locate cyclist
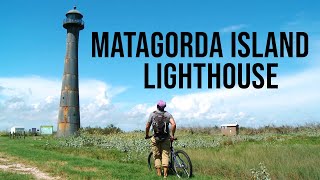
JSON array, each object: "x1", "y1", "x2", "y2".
[{"x1": 145, "y1": 100, "x2": 176, "y2": 178}]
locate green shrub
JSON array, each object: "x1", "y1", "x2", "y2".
[
  {"x1": 0, "y1": 131, "x2": 9, "y2": 137},
  {"x1": 80, "y1": 124, "x2": 122, "y2": 135}
]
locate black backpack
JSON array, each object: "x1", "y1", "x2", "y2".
[{"x1": 152, "y1": 111, "x2": 169, "y2": 141}]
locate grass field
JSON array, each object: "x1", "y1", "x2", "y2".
[
  {"x1": 0, "y1": 125, "x2": 320, "y2": 179},
  {"x1": 0, "y1": 170, "x2": 35, "y2": 180}
]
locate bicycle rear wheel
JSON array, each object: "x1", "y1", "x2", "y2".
[{"x1": 173, "y1": 150, "x2": 193, "y2": 178}]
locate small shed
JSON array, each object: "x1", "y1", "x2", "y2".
[
  {"x1": 31, "y1": 128, "x2": 37, "y2": 134},
  {"x1": 10, "y1": 126, "x2": 25, "y2": 134},
  {"x1": 221, "y1": 123, "x2": 239, "y2": 136},
  {"x1": 40, "y1": 126, "x2": 53, "y2": 135}
]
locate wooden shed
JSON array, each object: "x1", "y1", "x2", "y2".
[{"x1": 221, "y1": 123, "x2": 239, "y2": 136}]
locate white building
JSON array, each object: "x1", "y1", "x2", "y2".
[{"x1": 10, "y1": 126, "x2": 25, "y2": 134}]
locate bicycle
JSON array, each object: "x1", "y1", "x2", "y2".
[{"x1": 147, "y1": 137, "x2": 193, "y2": 178}]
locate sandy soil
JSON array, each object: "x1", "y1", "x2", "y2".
[{"x1": 0, "y1": 155, "x2": 60, "y2": 180}]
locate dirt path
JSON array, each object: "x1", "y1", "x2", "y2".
[{"x1": 0, "y1": 154, "x2": 60, "y2": 180}]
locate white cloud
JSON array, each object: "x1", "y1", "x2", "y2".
[
  {"x1": 129, "y1": 67, "x2": 320, "y2": 128},
  {"x1": 0, "y1": 77, "x2": 127, "y2": 131},
  {"x1": 1, "y1": 64, "x2": 319, "y2": 131},
  {"x1": 220, "y1": 24, "x2": 247, "y2": 33},
  {"x1": 0, "y1": 66, "x2": 319, "y2": 131}
]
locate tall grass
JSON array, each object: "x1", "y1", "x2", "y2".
[
  {"x1": 177, "y1": 123, "x2": 320, "y2": 136},
  {"x1": 0, "y1": 124, "x2": 320, "y2": 179},
  {"x1": 187, "y1": 139, "x2": 320, "y2": 179}
]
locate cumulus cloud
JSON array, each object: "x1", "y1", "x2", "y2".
[
  {"x1": 0, "y1": 76, "x2": 127, "y2": 131},
  {"x1": 129, "y1": 67, "x2": 320, "y2": 128},
  {"x1": 0, "y1": 66, "x2": 319, "y2": 131}
]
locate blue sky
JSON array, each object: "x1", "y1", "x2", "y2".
[{"x1": 0, "y1": 0, "x2": 319, "y2": 131}]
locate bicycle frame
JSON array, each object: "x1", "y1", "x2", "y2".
[{"x1": 169, "y1": 140, "x2": 176, "y2": 170}]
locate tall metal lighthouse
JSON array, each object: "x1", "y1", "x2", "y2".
[{"x1": 57, "y1": 6, "x2": 84, "y2": 137}]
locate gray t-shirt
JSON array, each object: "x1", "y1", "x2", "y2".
[{"x1": 147, "y1": 110, "x2": 173, "y2": 124}]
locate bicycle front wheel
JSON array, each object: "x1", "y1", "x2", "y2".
[
  {"x1": 173, "y1": 150, "x2": 193, "y2": 178},
  {"x1": 147, "y1": 152, "x2": 154, "y2": 171}
]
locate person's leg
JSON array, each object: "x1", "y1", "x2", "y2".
[
  {"x1": 151, "y1": 137, "x2": 162, "y2": 176},
  {"x1": 161, "y1": 138, "x2": 170, "y2": 177}
]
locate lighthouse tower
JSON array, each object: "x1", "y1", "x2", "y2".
[{"x1": 57, "y1": 6, "x2": 84, "y2": 137}]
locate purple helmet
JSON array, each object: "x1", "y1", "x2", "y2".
[{"x1": 157, "y1": 100, "x2": 166, "y2": 109}]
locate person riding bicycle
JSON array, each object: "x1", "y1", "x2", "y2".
[{"x1": 145, "y1": 100, "x2": 176, "y2": 178}]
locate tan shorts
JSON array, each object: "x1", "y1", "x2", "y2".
[{"x1": 151, "y1": 136, "x2": 170, "y2": 168}]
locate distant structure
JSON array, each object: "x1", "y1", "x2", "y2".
[
  {"x1": 40, "y1": 126, "x2": 54, "y2": 135},
  {"x1": 10, "y1": 126, "x2": 25, "y2": 135},
  {"x1": 57, "y1": 6, "x2": 84, "y2": 137},
  {"x1": 10, "y1": 126, "x2": 25, "y2": 139},
  {"x1": 221, "y1": 123, "x2": 239, "y2": 136},
  {"x1": 29, "y1": 128, "x2": 38, "y2": 136}
]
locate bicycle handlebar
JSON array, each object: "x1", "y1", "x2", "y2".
[
  {"x1": 145, "y1": 136, "x2": 177, "y2": 141},
  {"x1": 145, "y1": 135, "x2": 152, "y2": 139}
]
